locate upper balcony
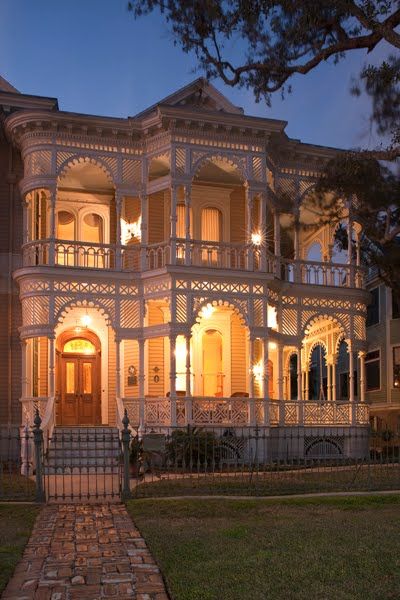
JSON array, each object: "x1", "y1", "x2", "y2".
[
  {"x1": 19, "y1": 155, "x2": 365, "y2": 289},
  {"x1": 21, "y1": 237, "x2": 365, "y2": 288}
]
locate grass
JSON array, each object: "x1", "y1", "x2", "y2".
[
  {"x1": 127, "y1": 495, "x2": 400, "y2": 600},
  {"x1": 134, "y1": 463, "x2": 400, "y2": 497},
  {"x1": 0, "y1": 504, "x2": 40, "y2": 594},
  {"x1": 0, "y1": 473, "x2": 36, "y2": 501}
]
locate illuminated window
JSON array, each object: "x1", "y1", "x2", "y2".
[
  {"x1": 57, "y1": 211, "x2": 75, "y2": 240},
  {"x1": 63, "y1": 339, "x2": 96, "y2": 355},
  {"x1": 393, "y1": 347, "x2": 400, "y2": 388}
]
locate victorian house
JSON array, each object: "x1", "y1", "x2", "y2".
[{"x1": 0, "y1": 76, "x2": 370, "y2": 458}]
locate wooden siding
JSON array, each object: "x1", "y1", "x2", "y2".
[
  {"x1": 39, "y1": 337, "x2": 48, "y2": 396},
  {"x1": 124, "y1": 339, "x2": 139, "y2": 398},
  {"x1": 108, "y1": 328, "x2": 116, "y2": 424},
  {"x1": 230, "y1": 188, "x2": 245, "y2": 244},
  {"x1": 230, "y1": 312, "x2": 247, "y2": 394},
  {"x1": 148, "y1": 191, "x2": 165, "y2": 243},
  {"x1": 147, "y1": 304, "x2": 165, "y2": 396}
]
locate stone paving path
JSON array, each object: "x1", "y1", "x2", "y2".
[{"x1": 2, "y1": 504, "x2": 169, "y2": 600}]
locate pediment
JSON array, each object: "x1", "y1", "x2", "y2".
[
  {"x1": 0, "y1": 75, "x2": 19, "y2": 93},
  {"x1": 135, "y1": 78, "x2": 243, "y2": 118}
]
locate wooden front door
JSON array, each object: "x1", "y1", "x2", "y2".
[{"x1": 60, "y1": 354, "x2": 100, "y2": 426}]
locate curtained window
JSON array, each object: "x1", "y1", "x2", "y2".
[
  {"x1": 57, "y1": 211, "x2": 75, "y2": 240},
  {"x1": 176, "y1": 204, "x2": 186, "y2": 239},
  {"x1": 82, "y1": 213, "x2": 103, "y2": 244},
  {"x1": 201, "y1": 207, "x2": 222, "y2": 265}
]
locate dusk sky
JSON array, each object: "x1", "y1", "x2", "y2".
[{"x1": 0, "y1": 0, "x2": 391, "y2": 151}]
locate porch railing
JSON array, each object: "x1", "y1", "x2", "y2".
[
  {"x1": 21, "y1": 238, "x2": 365, "y2": 288},
  {"x1": 122, "y1": 397, "x2": 369, "y2": 428}
]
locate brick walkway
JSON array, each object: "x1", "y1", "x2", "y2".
[{"x1": 2, "y1": 504, "x2": 169, "y2": 600}]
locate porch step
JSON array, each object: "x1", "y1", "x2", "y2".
[{"x1": 45, "y1": 427, "x2": 121, "y2": 474}]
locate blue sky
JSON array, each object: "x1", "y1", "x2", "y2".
[{"x1": 0, "y1": 0, "x2": 390, "y2": 150}]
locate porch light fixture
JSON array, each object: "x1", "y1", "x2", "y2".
[
  {"x1": 268, "y1": 341, "x2": 277, "y2": 350},
  {"x1": 74, "y1": 320, "x2": 83, "y2": 334},
  {"x1": 252, "y1": 361, "x2": 263, "y2": 381},
  {"x1": 120, "y1": 217, "x2": 142, "y2": 244},
  {"x1": 200, "y1": 303, "x2": 215, "y2": 319},
  {"x1": 251, "y1": 231, "x2": 262, "y2": 246},
  {"x1": 81, "y1": 313, "x2": 92, "y2": 328}
]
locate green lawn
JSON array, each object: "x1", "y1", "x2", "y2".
[
  {"x1": 0, "y1": 473, "x2": 36, "y2": 501},
  {"x1": 134, "y1": 463, "x2": 400, "y2": 497},
  {"x1": 128, "y1": 495, "x2": 400, "y2": 600},
  {"x1": 0, "y1": 504, "x2": 40, "y2": 594}
]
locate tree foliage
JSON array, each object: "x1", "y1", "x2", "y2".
[{"x1": 129, "y1": 0, "x2": 400, "y2": 289}]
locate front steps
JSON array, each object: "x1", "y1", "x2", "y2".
[{"x1": 45, "y1": 427, "x2": 121, "y2": 474}]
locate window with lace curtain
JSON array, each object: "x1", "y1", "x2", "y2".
[{"x1": 201, "y1": 207, "x2": 222, "y2": 265}]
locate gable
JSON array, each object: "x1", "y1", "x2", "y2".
[
  {"x1": 0, "y1": 75, "x2": 19, "y2": 93},
  {"x1": 135, "y1": 77, "x2": 243, "y2": 118}
]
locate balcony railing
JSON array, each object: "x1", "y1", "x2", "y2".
[
  {"x1": 21, "y1": 238, "x2": 365, "y2": 288},
  {"x1": 121, "y1": 397, "x2": 369, "y2": 428}
]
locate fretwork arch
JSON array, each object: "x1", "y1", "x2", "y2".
[
  {"x1": 57, "y1": 154, "x2": 116, "y2": 186},
  {"x1": 190, "y1": 152, "x2": 248, "y2": 182}
]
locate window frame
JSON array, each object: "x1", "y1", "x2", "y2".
[
  {"x1": 365, "y1": 348, "x2": 381, "y2": 392},
  {"x1": 366, "y1": 286, "x2": 380, "y2": 327}
]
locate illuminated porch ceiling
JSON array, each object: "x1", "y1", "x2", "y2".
[
  {"x1": 194, "y1": 158, "x2": 243, "y2": 185},
  {"x1": 59, "y1": 162, "x2": 114, "y2": 192}
]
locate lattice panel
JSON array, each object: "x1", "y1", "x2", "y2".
[
  {"x1": 354, "y1": 315, "x2": 366, "y2": 340},
  {"x1": 121, "y1": 300, "x2": 139, "y2": 328},
  {"x1": 100, "y1": 156, "x2": 118, "y2": 179},
  {"x1": 122, "y1": 159, "x2": 141, "y2": 183},
  {"x1": 253, "y1": 299, "x2": 264, "y2": 327},
  {"x1": 275, "y1": 176, "x2": 297, "y2": 200},
  {"x1": 54, "y1": 297, "x2": 116, "y2": 325},
  {"x1": 56, "y1": 151, "x2": 74, "y2": 169},
  {"x1": 20, "y1": 280, "x2": 50, "y2": 294},
  {"x1": 176, "y1": 294, "x2": 187, "y2": 323},
  {"x1": 301, "y1": 311, "x2": 318, "y2": 330},
  {"x1": 356, "y1": 404, "x2": 369, "y2": 424},
  {"x1": 282, "y1": 296, "x2": 297, "y2": 305},
  {"x1": 252, "y1": 156, "x2": 263, "y2": 181},
  {"x1": 123, "y1": 399, "x2": 140, "y2": 426},
  {"x1": 175, "y1": 147, "x2": 186, "y2": 175},
  {"x1": 302, "y1": 297, "x2": 351, "y2": 310},
  {"x1": 334, "y1": 313, "x2": 350, "y2": 336},
  {"x1": 54, "y1": 281, "x2": 116, "y2": 295},
  {"x1": 269, "y1": 402, "x2": 279, "y2": 425},
  {"x1": 299, "y1": 180, "x2": 316, "y2": 197},
  {"x1": 22, "y1": 296, "x2": 49, "y2": 325},
  {"x1": 190, "y1": 280, "x2": 250, "y2": 294},
  {"x1": 282, "y1": 309, "x2": 297, "y2": 335},
  {"x1": 25, "y1": 150, "x2": 52, "y2": 176}
]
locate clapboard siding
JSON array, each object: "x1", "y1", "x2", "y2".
[
  {"x1": 230, "y1": 188, "x2": 245, "y2": 243},
  {"x1": 39, "y1": 337, "x2": 48, "y2": 396},
  {"x1": 108, "y1": 328, "x2": 116, "y2": 424},
  {"x1": 231, "y1": 313, "x2": 247, "y2": 394},
  {"x1": 124, "y1": 339, "x2": 139, "y2": 398},
  {"x1": 148, "y1": 191, "x2": 165, "y2": 243}
]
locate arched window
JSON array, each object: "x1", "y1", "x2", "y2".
[
  {"x1": 63, "y1": 338, "x2": 96, "y2": 355},
  {"x1": 289, "y1": 354, "x2": 298, "y2": 400},
  {"x1": 82, "y1": 213, "x2": 103, "y2": 244},
  {"x1": 309, "y1": 345, "x2": 327, "y2": 401},
  {"x1": 57, "y1": 211, "x2": 75, "y2": 240}
]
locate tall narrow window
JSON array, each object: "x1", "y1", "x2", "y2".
[
  {"x1": 81, "y1": 213, "x2": 104, "y2": 267},
  {"x1": 176, "y1": 204, "x2": 186, "y2": 238},
  {"x1": 366, "y1": 350, "x2": 380, "y2": 391},
  {"x1": 201, "y1": 207, "x2": 222, "y2": 265},
  {"x1": 366, "y1": 287, "x2": 380, "y2": 327},
  {"x1": 393, "y1": 347, "x2": 400, "y2": 388}
]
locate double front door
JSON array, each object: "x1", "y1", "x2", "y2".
[{"x1": 59, "y1": 355, "x2": 101, "y2": 425}]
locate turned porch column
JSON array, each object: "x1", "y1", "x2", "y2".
[
  {"x1": 348, "y1": 344, "x2": 355, "y2": 403},
  {"x1": 184, "y1": 184, "x2": 191, "y2": 266},
  {"x1": 297, "y1": 346, "x2": 302, "y2": 401},
  {"x1": 331, "y1": 358, "x2": 337, "y2": 402},
  {"x1": 262, "y1": 338, "x2": 270, "y2": 425},
  {"x1": 327, "y1": 361, "x2": 332, "y2": 402},
  {"x1": 21, "y1": 339, "x2": 28, "y2": 400},
  {"x1": 274, "y1": 209, "x2": 281, "y2": 276},
  {"x1": 170, "y1": 185, "x2": 178, "y2": 266},
  {"x1": 115, "y1": 191, "x2": 123, "y2": 270},
  {"x1": 48, "y1": 187, "x2": 56, "y2": 265},
  {"x1": 359, "y1": 351, "x2": 366, "y2": 402},
  {"x1": 277, "y1": 343, "x2": 284, "y2": 400},
  {"x1": 140, "y1": 192, "x2": 148, "y2": 270},
  {"x1": 138, "y1": 339, "x2": 145, "y2": 427},
  {"x1": 245, "y1": 187, "x2": 254, "y2": 270},
  {"x1": 115, "y1": 338, "x2": 122, "y2": 400},
  {"x1": 48, "y1": 336, "x2": 56, "y2": 399},
  {"x1": 169, "y1": 334, "x2": 177, "y2": 425}
]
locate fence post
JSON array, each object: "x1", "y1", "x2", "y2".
[
  {"x1": 121, "y1": 409, "x2": 132, "y2": 500},
  {"x1": 33, "y1": 408, "x2": 45, "y2": 503}
]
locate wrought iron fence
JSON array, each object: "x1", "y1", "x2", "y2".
[
  {"x1": 123, "y1": 419, "x2": 400, "y2": 498},
  {"x1": 1, "y1": 410, "x2": 399, "y2": 503}
]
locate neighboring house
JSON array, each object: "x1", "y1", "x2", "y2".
[
  {"x1": 0, "y1": 75, "x2": 371, "y2": 458},
  {"x1": 366, "y1": 272, "x2": 400, "y2": 433}
]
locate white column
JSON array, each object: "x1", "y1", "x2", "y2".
[
  {"x1": 359, "y1": 351, "x2": 366, "y2": 402},
  {"x1": 22, "y1": 196, "x2": 29, "y2": 245},
  {"x1": 332, "y1": 360, "x2": 337, "y2": 402},
  {"x1": 248, "y1": 337, "x2": 255, "y2": 398},
  {"x1": 327, "y1": 362, "x2": 332, "y2": 402},
  {"x1": 277, "y1": 343, "x2": 284, "y2": 400},
  {"x1": 259, "y1": 193, "x2": 267, "y2": 271},
  {"x1": 169, "y1": 334, "x2": 177, "y2": 425},
  {"x1": 349, "y1": 346, "x2": 355, "y2": 402},
  {"x1": 115, "y1": 191, "x2": 123, "y2": 269},
  {"x1": 297, "y1": 347, "x2": 302, "y2": 401},
  {"x1": 262, "y1": 338, "x2": 270, "y2": 425},
  {"x1": 184, "y1": 184, "x2": 191, "y2": 266},
  {"x1": 304, "y1": 366, "x2": 310, "y2": 401},
  {"x1": 274, "y1": 209, "x2": 281, "y2": 276},
  {"x1": 115, "y1": 338, "x2": 121, "y2": 399},
  {"x1": 170, "y1": 185, "x2": 177, "y2": 266},
  {"x1": 48, "y1": 336, "x2": 55, "y2": 398},
  {"x1": 140, "y1": 192, "x2": 148, "y2": 270},
  {"x1": 48, "y1": 188, "x2": 56, "y2": 265},
  {"x1": 21, "y1": 339, "x2": 28, "y2": 399},
  {"x1": 138, "y1": 339, "x2": 145, "y2": 427},
  {"x1": 245, "y1": 187, "x2": 254, "y2": 270}
]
